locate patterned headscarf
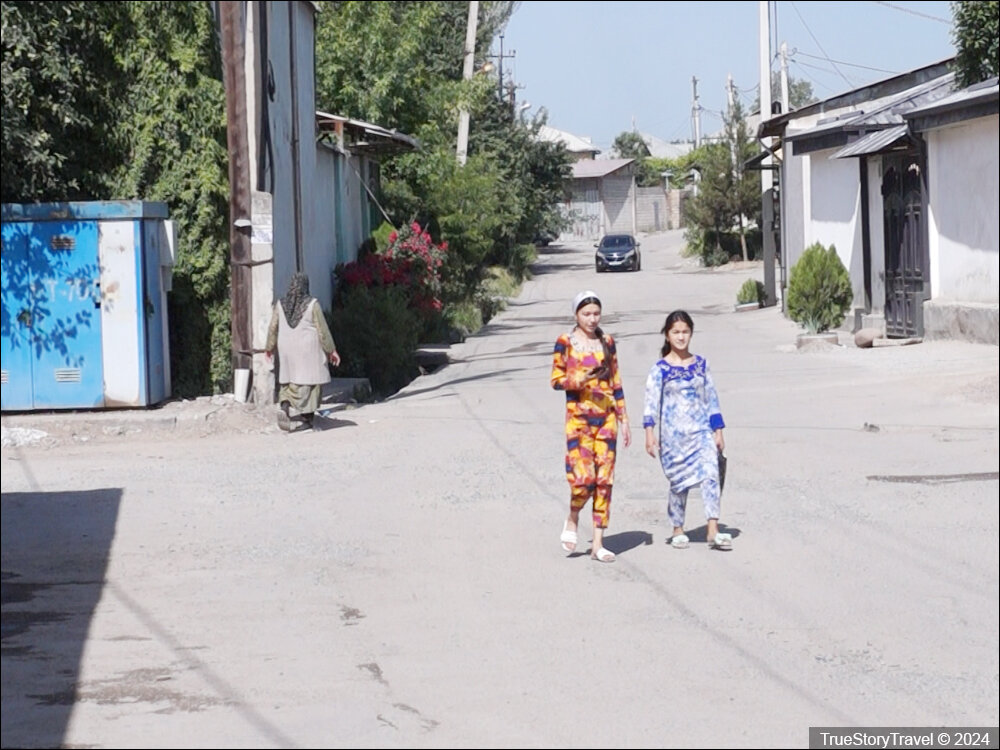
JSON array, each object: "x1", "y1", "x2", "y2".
[{"x1": 280, "y1": 272, "x2": 312, "y2": 327}]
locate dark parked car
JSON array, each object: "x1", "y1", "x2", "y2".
[{"x1": 595, "y1": 233, "x2": 641, "y2": 272}]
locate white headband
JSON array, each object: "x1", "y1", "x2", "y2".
[{"x1": 572, "y1": 290, "x2": 601, "y2": 314}]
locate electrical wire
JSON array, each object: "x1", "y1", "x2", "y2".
[
  {"x1": 789, "y1": 1, "x2": 856, "y2": 89},
  {"x1": 873, "y1": 1, "x2": 951, "y2": 24},
  {"x1": 790, "y1": 48, "x2": 899, "y2": 75}
]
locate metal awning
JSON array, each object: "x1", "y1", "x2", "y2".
[
  {"x1": 831, "y1": 125, "x2": 910, "y2": 159},
  {"x1": 744, "y1": 146, "x2": 782, "y2": 171}
]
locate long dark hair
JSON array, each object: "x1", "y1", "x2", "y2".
[
  {"x1": 575, "y1": 297, "x2": 612, "y2": 376},
  {"x1": 660, "y1": 309, "x2": 694, "y2": 357}
]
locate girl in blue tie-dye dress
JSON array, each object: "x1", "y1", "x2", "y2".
[{"x1": 642, "y1": 310, "x2": 731, "y2": 550}]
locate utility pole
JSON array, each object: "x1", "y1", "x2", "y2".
[
  {"x1": 220, "y1": 1, "x2": 253, "y2": 394},
  {"x1": 691, "y1": 76, "x2": 701, "y2": 148},
  {"x1": 780, "y1": 41, "x2": 790, "y2": 114},
  {"x1": 490, "y1": 33, "x2": 516, "y2": 110},
  {"x1": 759, "y1": 0, "x2": 777, "y2": 307},
  {"x1": 727, "y1": 74, "x2": 737, "y2": 170},
  {"x1": 456, "y1": 0, "x2": 479, "y2": 165}
]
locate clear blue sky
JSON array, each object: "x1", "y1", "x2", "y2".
[{"x1": 501, "y1": 0, "x2": 956, "y2": 151}]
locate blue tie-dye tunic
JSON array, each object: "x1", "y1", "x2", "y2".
[{"x1": 642, "y1": 355, "x2": 725, "y2": 492}]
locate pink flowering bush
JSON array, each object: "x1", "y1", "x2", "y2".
[{"x1": 336, "y1": 222, "x2": 447, "y2": 316}]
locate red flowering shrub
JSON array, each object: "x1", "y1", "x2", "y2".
[{"x1": 335, "y1": 222, "x2": 447, "y2": 316}]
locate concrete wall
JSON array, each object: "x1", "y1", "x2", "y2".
[
  {"x1": 246, "y1": 1, "x2": 326, "y2": 404},
  {"x1": 560, "y1": 179, "x2": 601, "y2": 241},
  {"x1": 805, "y1": 150, "x2": 865, "y2": 310},
  {"x1": 925, "y1": 115, "x2": 999, "y2": 303},
  {"x1": 866, "y1": 156, "x2": 887, "y2": 315},
  {"x1": 782, "y1": 142, "x2": 806, "y2": 285},
  {"x1": 635, "y1": 187, "x2": 668, "y2": 232},
  {"x1": 602, "y1": 174, "x2": 635, "y2": 235}
]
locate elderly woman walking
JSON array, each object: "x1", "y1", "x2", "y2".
[{"x1": 265, "y1": 272, "x2": 341, "y2": 431}]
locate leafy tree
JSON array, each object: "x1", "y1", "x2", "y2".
[
  {"x1": 683, "y1": 142, "x2": 733, "y2": 266},
  {"x1": 109, "y1": 1, "x2": 232, "y2": 396},
  {"x1": 951, "y1": 0, "x2": 999, "y2": 87},
  {"x1": 611, "y1": 130, "x2": 660, "y2": 187},
  {"x1": 723, "y1": 99, "x2": 760, "y2": 262},
  {"x1": 2, "y1": 1, "x2": 232, "y2": 396},
  {"x1": 315, "y1": 1, "x2": 511, "y2": 135},
  {"x1": 315, "y1": 0, "x2": 569, "y2": 334},
  {"x1": 684, "y1": 99, "x2": 760, "y2": 264},
  {"x1": 753, "y1": 73, "x2": 816, "y2": 114},
  {"x1": 611, "y1": 131, "x2": 650, "y2": 160},
  {"x1": 1, "y1": 1, "x2": 128, "y2": 201}
]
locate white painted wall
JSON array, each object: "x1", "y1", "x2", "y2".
[
  {"x1": 924, "y1": 115, "x2": 1000, "y2": 302},
  {"x1": 99, "y1": 221, "x2": 141, "y2": 405},
  {"x1": 781, "y1": 145, "x2": 806, "y2": 285},
  {"x1": 806, "y1": 150, "x2": 865, "y2": 308},
  {"x1": 867, "y1": 156, "x2": 886, "y2": 313}
]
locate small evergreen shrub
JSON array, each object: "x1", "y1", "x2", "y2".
[
  {"x1": 786, "y1": 242, "x2": 853, "y2": 333},
  {"x1": 737, "y1": 278, "x2": 766, "y2": 305}
]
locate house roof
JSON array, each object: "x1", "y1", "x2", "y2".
[
  {"x1": 758, "y1": 58, "x2": 955, "y2": 139},
  {"x1": 786, "y1": 73, "x2": 956, "y2": 143},
  {"x1": 904, "y1": 76, "x2": 999, "y2": 131},
  {"x1": 782, "y1": 71, "x2": 957, "y2": 157},
  {"x1": 640, "y1": 133, "x2": 694, "y2": 159},
  {"x1": 831, "y1": 124, "x2": 911, "y2": 159},
  {"x1": 538, "y1": 125, "x2": 601, "y2": 155},
  {"x1": 571, "y1": 158, "x2": 633, "y2": 179},
  {"x1": 315, "y1": 111, "x2": 420, "y2": 155}
]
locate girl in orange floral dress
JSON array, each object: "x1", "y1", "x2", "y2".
[{"x1": 551, "y1": 291, "x2": 631, "y2": 562}]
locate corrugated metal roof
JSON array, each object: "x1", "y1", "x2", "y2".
[
  {"x1": 538, "y1": 125, "x2": 601, "y2": 155},
  {"x1": 786, "y1": 73, "x2": 955, "y2": 142},
  {"x1": 315, "y1": 111, "x2": 420, "y2": 151},
  {"x1": 571, "y1": 158, "x2": 633, "y2": 179},
  {"x1": 831, "y1": 125, "x2": 909, "y2": 159},
  {"x1": 640, "y1": 133, "x2": 694, "y2": 159},
  {"x1": 905, "y1": 77, "x2": 999, "y2": 119}
]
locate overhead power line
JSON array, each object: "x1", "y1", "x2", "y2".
[
  {"x1": 789, "y1": 1, "x2": 855, "y2": 89},
  {"x1": 873, "y1": 1, "x2": 951, "y2": 24},
  {"x1": 790, "y1": 49, "x2": 900, "y2": 75}
]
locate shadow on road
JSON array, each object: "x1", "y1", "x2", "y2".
[
  {"x1": 2, "y1": 488, "x2": 121, "y2": 749},
  {"x1": 600, "y1": 529, "x2": 655, "y2": 555}
]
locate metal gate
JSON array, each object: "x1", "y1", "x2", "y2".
[
  {"x1": 1, "y1": 219, "x2": 104, "y2": 409},
  {"x1": 881, "y1": 153, "x2": 926, "y2": 337}
]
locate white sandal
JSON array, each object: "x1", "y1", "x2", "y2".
[
  {"x1": 591, "y1": 547, "x2": 616, "y2": 563},
  {"x1": 707, "y1": 532, "x2": 733, "y2": 550},
  {"x1": 560, "y1": 521, "x2": 578, "y2": 553},
  {"x1": 669, "y1": 534, "x2": 690, "y2": 549}
]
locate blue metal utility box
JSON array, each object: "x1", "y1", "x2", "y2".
[{"x1": 1, "y1": 201, "x2": 175, "y2": 411}]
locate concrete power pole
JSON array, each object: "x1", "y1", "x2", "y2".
[
  {"x1": 759, "y1": 0, "x2": 777, "y2": 307},
  {"x1": 456, "y1": 1, "x2": 479, "y2": 165},
  {"x1": 780, "y1": 41, "x2": 790, "y2": 114},
  {"x1": 691, "y1": 76, "x2": 701, "y2": 148}
]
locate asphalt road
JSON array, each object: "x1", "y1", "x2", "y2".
[{"x1": 3, "y1": 229, "x2": 998, "y2": 749}]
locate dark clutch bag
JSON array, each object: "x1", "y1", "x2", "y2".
[{"x1": 718, "y1": 450, "x2": 727, "y2": 492}]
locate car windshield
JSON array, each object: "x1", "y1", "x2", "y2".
[{"x1": 600, "y1": 235, "x2": 633, "y2": 248}]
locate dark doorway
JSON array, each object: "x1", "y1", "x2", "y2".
[{"x1": 881, "y1": 152, "x2": 927, "y2": 337}]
